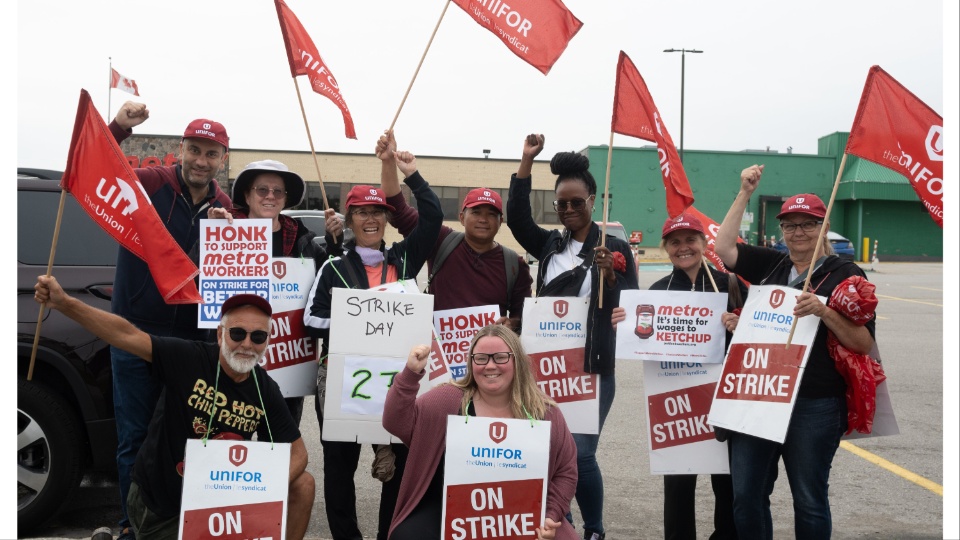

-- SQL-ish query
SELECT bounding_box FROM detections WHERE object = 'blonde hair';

[451,325,556,420]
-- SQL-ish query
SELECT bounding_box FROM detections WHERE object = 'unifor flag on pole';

[611,50,694,218]
[110,68,139,96]
[274,0,357,139]
[845,65,943,227]
[451,0,583,75]
[61,90,201,303]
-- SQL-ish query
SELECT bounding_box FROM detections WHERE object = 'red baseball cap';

[183,118,229,149]
[344,185,396,212]
[777,194,826,219]
[461,188,503,213]
[221,293,272,317]
[661,212,705,238]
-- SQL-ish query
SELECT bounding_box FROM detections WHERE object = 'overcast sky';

[14,0,950,171]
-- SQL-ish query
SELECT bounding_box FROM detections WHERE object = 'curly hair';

[450,324,556,420]
[550,151,597,195]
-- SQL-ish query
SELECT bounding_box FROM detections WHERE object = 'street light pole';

[663,48,703,163]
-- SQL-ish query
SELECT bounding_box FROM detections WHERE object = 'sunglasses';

[226,327,269,345]
[253,186,286,199]
[553,198,589,212]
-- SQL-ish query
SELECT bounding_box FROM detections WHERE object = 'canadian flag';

[110,68,140,96]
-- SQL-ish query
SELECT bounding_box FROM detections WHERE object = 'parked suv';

[17,169,118,532]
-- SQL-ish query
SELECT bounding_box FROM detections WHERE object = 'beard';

[222,343,263,374]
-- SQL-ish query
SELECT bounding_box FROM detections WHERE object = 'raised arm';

[716,164,764,269]
[506,134,554,258]
[382,345,430,443]
[34,275,153,361]
[394,152,443,279]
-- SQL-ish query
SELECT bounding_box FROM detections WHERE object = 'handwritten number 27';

[350,369,400,400]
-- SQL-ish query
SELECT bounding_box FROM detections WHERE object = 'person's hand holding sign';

[406,344,431,374]
[536,517,561,540]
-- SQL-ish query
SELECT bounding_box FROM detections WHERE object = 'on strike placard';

[442,416,550,540]
[262,257,317,397]
[616,290,727,362]
[198,219,272,328]
[521,297,599,435]
[434,305,499,380]
[179,439,290,540]
[707,285,821,443]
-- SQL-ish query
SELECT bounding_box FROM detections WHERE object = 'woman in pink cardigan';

[383,325,579,540]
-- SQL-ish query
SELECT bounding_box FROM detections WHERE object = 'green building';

[584,132,942,261]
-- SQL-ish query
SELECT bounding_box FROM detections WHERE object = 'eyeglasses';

[253,186,286,199]
[553,198,589,212]
[352,208,386,220]
[779,220,823,234]
[471,352,513,365]
[226,327,269,345]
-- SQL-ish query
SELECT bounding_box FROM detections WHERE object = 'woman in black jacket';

[506,133,639,540]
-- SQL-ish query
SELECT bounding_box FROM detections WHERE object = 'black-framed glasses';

[352,208,386,220]
[471,352,514,365]
[779,220,823,234]
[226,327,269,345]
[253,186,286,199]
[553,198,589,212]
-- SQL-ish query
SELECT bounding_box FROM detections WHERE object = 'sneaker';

[583,530,605,540]
[91,527,114,540]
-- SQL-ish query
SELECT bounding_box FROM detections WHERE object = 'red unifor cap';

[220,293,272,317]
[183,118,229,149]
[661,212,705,238]
[461,188,503,213]
[344,185,396,212]
[777,194,826,219]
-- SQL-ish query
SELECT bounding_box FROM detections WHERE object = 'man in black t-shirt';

[33,279,315,540]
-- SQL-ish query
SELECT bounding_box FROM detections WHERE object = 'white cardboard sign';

[262,257,318,397]
[323,286,437,443]
[707,285,821,443]
[434,305,500,380]
[521,297,599,435]
[442,416,549,540]
[198,219,272,328]
[179,439,290,540]
[616,290,728,363]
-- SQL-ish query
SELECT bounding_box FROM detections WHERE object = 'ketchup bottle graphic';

[635,304,655,339]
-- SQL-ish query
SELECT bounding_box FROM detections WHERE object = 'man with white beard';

[33,277,315,540]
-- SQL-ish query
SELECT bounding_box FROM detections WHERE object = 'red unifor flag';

[451,0,583,75]
[61,90,201,304]
[845,65,943,227]
[274,0,357,139]
[110,68,140,96]
[683,205,745,277]
[611,51,694,218]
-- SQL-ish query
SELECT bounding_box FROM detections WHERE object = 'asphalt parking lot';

[22,262,948,539]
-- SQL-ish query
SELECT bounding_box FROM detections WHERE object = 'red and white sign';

[442,416,549,540]
[110,68,140,96]
[616,290,727,363]
[262,257,318,397]
[198,219,272,328]
[179,439,290,540]
[707,285,822,443]
[434,305,500,380]
[451,0,583,75]
[522,297,599,434]
[643,361,729,474]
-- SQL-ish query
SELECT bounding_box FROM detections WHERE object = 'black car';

[17,169,118,532]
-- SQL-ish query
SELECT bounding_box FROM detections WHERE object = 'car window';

[18,190,118,266]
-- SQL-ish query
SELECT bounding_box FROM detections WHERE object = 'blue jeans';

[729,397,847,540]
[111,346,162,530]
[568,372,616,535]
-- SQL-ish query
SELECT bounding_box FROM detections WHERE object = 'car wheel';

[17,377,84,532]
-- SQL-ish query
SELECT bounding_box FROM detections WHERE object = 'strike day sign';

[443,416,550,540]
[262,257,318,397]
[179,439,290,540]
[198,219,272,328]
[616,290,727,362]
[644,361,729,475]
[435,305,500,380]
[521,297,599,434]
[324,286,441,443]
[707,285,821,443]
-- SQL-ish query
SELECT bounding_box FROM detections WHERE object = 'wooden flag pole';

[785,152,848,347]
[28,189,68,380]
[107,57,112,121]
[702,256,719,292]
[389,0,451,130]
[597,131,614,308]
[291,78,340,244]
